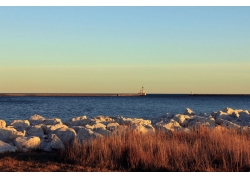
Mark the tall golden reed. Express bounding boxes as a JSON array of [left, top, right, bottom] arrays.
[[60, 126, 250, 171]]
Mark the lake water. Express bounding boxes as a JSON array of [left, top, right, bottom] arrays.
[[0, 94, 250, 123]]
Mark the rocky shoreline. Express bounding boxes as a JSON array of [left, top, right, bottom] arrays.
[[0, 107, 250, 154]]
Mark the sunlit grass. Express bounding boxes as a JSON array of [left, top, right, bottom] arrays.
[[60, 126, 250, 172]]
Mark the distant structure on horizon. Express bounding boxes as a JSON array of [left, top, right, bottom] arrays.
[[138, 86, 146, 96]]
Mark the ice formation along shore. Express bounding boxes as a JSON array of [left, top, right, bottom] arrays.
[[0, 107, 250, 154]]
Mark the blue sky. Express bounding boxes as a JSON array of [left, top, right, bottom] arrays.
[[0, 6, 249, 93]]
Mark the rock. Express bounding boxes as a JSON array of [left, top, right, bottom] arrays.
[[155, 119, 182, 132], [222, 107, 235, 115], [29, 114, 45, 125], [94, 128, 111, 136], [215, 111, 234, 121], [26, 125, 44, 138], [188, 116, 216, 128], [0, 140, 17, 154], [43, 118, 62, 125], [172, 114, 190, 127], [131, 124, 155, 134], [106, 122, 120, 132], [86, 123, 106, 130], [239, 111, 250, 122], [14, 136, 40, 152], [71, 115, 87, 121], [66, 116, 92, 126], [77, 128, 102, 143], [70, 126, 85, 133], [30, 114, 63, 126], [9, 120, 30, 131], [39, 134, 64, 151], [0, 120, 6, 128], [216, 119, 241, 129], [210, 112, 218, 119], [232, 111, 240, 119], [92, 116, 114, 124], [30, 114, 46, 121], [42, 124, 68, 135], [53, 127, 76, 145], [184, 108, 195, 115], [116, 117, 152, 126], [0, 127, 25, 143]]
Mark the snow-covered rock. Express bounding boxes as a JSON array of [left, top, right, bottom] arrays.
[[70, 126, 85, 133], [155, 119, 182, 132], [222, 107, 235, 115], [77, 128, 102, 143], [91, 116, 114, 124], [0, 120, 6, 128], [188, 116, 216, 128], [71, 115, 87, 121], [131, 124, 155, 134], [43, 118, 62, 125], [216, 119, 241, 129], [239, 111, 250, 122], [66, 116, 92, 126], [224, 121, 241, 129], [232, 111, 240, 119], [184, 108, 195, 115], [29, 114, 46, 125], [14, 136, 40, 152], [116, 117, 152, 126], [26, 125, 44, 138], [172, 114, 191, 127], [106, 122, 120, 132], [0, 140, 17, 153], [0, 127, 25, 143], [39, 134, 64, 151], [215, 111, 234, 121], [9, 120, 30, 131], [53, 127, 76, 145], [42, 124, 68, 134], [85, 123, 106, 130], [94, 128, 112, 136]]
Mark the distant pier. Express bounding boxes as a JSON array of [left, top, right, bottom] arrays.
[[0, 93, 140, 97], [190, 94, 250, 96]]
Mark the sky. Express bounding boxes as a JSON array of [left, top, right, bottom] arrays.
[[0, 6, 250, 94]]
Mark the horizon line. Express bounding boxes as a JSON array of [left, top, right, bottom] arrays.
[[1, 93, 250, 97]]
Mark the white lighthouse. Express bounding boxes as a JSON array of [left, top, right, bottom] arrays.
[[138, 86, 146, 96]]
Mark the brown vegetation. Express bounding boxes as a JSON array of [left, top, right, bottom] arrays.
[[1, 126, 250, 172], [0, 151, 112, 172], [60, 126, 250, 172]]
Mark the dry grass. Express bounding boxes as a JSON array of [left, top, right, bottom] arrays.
[[0, 151, 113, 172], [60, 126, 250, 172], [1, 126, 250, 172]]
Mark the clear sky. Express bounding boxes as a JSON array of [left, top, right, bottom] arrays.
[[0, 6, 250, 93]]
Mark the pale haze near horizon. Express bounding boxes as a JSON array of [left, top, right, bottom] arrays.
[[0, 7, 249, 94]]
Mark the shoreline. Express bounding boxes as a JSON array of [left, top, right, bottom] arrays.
[[190, 94, 250, 96], [0, 107, 250, 172], [0, 93, 140, 97]]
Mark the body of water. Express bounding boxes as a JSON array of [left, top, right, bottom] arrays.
[[0, 94, 250, 123]]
